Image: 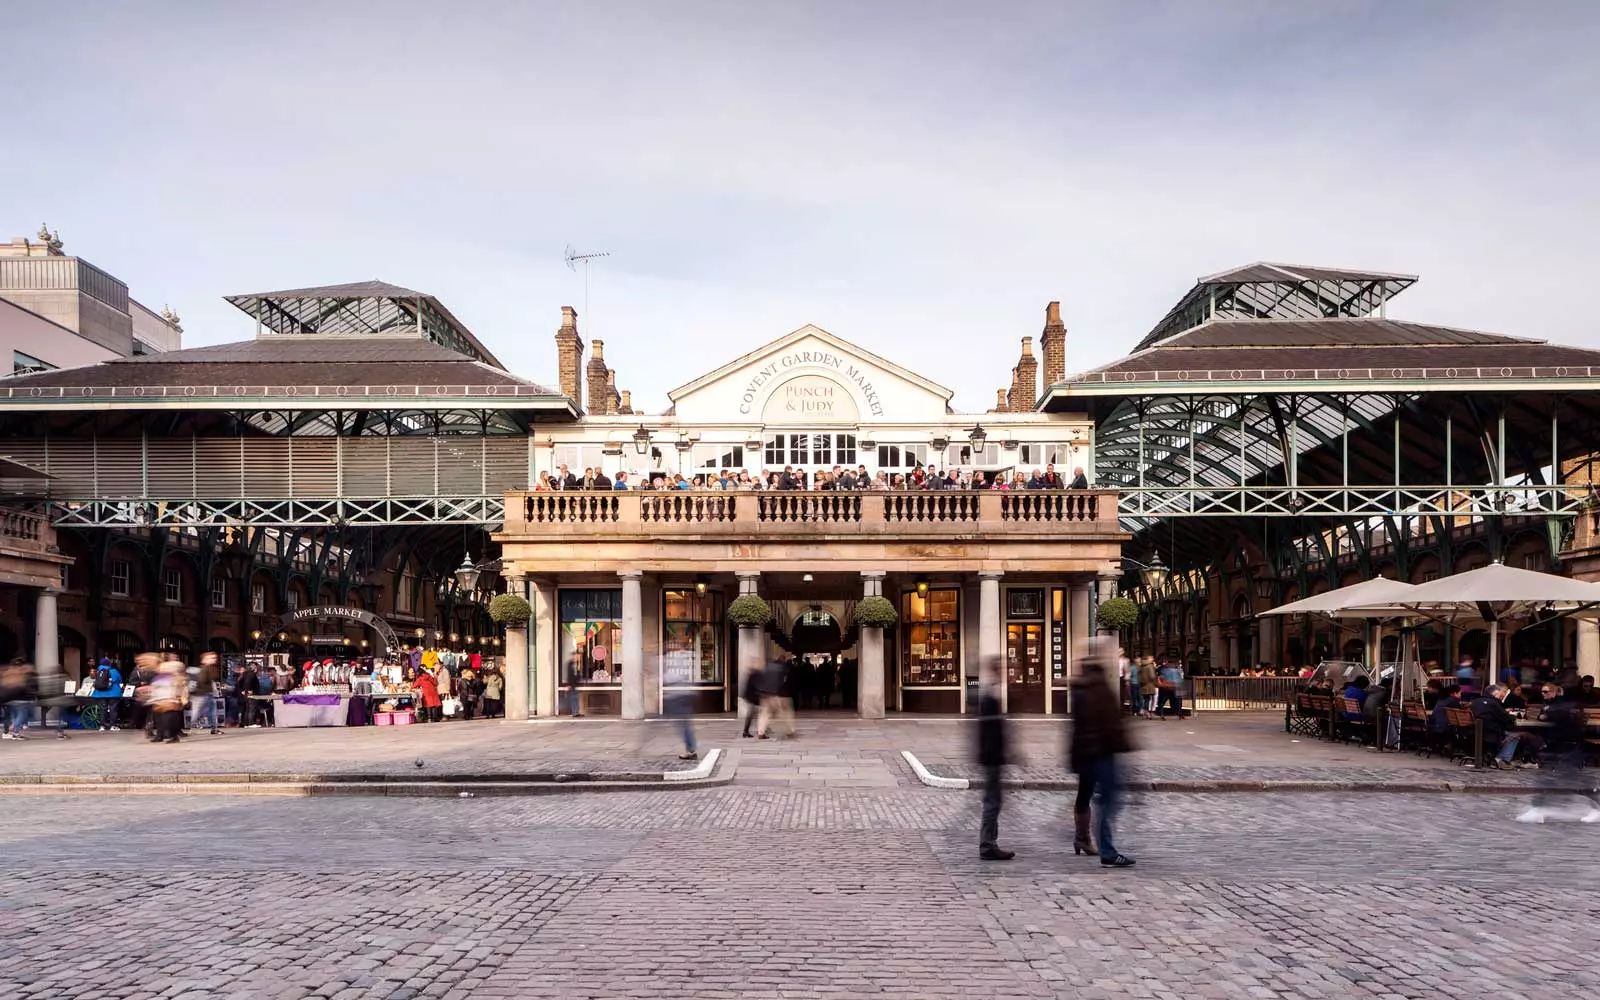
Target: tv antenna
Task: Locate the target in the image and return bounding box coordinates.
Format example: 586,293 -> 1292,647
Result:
564,244 -> 610,335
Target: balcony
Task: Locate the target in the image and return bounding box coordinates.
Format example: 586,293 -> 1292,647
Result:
0,507 -> 71,589
503,489 -> 1119,538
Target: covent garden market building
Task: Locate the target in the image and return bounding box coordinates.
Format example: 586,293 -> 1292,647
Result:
4,257 -> 1600,719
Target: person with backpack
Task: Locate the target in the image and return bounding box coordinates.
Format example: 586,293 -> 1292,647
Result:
88,656 -> 123,731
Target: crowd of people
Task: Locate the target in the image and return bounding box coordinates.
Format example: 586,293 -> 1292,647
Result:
1120,654 -> 1188,719
533,462 -> 1092,493
0,648 -> 507,740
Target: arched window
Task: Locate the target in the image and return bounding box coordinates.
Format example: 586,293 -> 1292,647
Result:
397,562 -> 418,613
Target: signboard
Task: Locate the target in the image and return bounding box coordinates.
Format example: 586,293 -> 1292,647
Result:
761,375 -> 861,424
259,606 -> 400,656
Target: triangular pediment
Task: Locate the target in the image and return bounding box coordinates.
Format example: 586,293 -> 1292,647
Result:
668,325 -> 953,424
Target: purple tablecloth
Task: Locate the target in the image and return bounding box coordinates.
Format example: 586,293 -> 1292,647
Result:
282,693 -> 342,706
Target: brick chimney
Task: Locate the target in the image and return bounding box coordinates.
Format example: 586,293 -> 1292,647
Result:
1010,337 -> 1038,411
993,388 -> 1010,413
586,340 -> 611,416
555,306 -> 584,410
604,368 -> 619,415
619,389 -> 633,415
1040,301 -> 1066,387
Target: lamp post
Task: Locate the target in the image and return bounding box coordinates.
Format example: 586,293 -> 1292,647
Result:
632,425 -> 651,456
1123,552 -> 1170,592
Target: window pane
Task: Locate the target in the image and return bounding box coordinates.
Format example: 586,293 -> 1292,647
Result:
764,435 -> 784,466
812,433 -> 831,465
837,435 -> 856,466
788,434 -> 808,465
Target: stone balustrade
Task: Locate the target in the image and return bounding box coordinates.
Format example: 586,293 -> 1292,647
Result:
505,489 -> 1117,536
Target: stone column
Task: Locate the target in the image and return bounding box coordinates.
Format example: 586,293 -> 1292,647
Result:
979,572 -> 1003,711
1258,614 -> 1278,669
858,571 -> 886,719
34,588 -> 60,674
1579,618 -> 1600,682
1094,572 -> 1117,639
502,573 -> 529,721
619,571 -> 644,720
1228,632 -> 1241,675
1209,623 -> 1224,672
735,572 -> 763,725
1068,582 -> 1092,675
531,579 -> 558,717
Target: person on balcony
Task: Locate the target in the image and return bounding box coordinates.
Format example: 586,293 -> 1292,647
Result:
612,471 -> 630,490
1069,467 -> 1090,489
1034,463 -> 1065,489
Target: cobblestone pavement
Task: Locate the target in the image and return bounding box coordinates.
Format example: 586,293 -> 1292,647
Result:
2,786 -> 1596,999
0,712 -> 1563,790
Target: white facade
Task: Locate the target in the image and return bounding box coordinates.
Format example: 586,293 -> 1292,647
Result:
537,324 -> 1094,482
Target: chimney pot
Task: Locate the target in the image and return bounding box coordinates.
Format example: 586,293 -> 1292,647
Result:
554,306 -> 584,409
1040,300 -> 1067,387
1021,336 -> 1034,357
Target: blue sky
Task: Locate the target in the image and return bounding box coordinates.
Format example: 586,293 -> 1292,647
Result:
3,1 -> 1597,410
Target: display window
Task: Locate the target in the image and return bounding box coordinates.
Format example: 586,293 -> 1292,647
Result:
663,589 -> 723,685
901,588 -> 960,686
559,589 -> 623,685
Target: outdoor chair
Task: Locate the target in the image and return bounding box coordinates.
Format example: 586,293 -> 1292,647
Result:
1444,706 -> 1481,765
1287,693 -> 1326,738
1400,703 -> 1429,754
1307,694 -> 1336,740
1339,697 -> 1374,746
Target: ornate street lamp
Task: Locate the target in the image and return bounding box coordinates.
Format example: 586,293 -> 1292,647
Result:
968,424 -> 987,447
454,552 -> 480,594
1135,552 -> 1170,592
632,425 -> 651,455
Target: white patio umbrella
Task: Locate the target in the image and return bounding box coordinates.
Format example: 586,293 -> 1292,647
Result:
1259,577 -> 1422,697
1388,563 -> 1600,684
1258,577 -> 1420,618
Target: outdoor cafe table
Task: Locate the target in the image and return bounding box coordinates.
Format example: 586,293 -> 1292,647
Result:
275,692 -> 348,728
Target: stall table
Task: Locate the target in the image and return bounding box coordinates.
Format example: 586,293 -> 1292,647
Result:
275,692 -> 349,728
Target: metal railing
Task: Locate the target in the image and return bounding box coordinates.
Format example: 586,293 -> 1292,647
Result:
1185,676 -> 1301,711
1118,484 -> 1588,519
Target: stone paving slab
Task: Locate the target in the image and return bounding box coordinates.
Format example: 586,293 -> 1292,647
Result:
1,788 -> 1597,999
0,713 -> 1582,794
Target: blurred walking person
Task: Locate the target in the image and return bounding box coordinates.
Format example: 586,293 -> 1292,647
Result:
974,655 -> 1013,860
191,651 -> 223,735
740,661 -> 763,738
1070,647 -> 1136,867
1518,672 -> 1600,823
146,658 -> 188,744
667,685 -> 699,761
756,655 -> 795,739
1,656 -> 35,739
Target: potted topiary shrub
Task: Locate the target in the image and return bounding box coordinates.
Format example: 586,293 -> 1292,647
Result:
727,594 -> 773,628
853,595 -> 898,629
488,593 -> 532,627
1095,595 -> 1139,633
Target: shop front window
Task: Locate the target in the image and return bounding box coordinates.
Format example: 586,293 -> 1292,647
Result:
902,588 -> 959,686
559,588 -> 623,685
662,589 -> 723,685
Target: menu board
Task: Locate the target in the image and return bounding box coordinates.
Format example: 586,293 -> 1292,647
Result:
1051,588 -> 1068,683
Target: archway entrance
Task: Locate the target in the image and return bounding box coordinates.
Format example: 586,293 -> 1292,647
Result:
257,606 -> 400,657
769,601 -> 860,710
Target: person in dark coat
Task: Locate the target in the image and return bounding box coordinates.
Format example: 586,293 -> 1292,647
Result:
740,663 -> 764,738
974,655 -> 1013,860
1069,653 -> 1135,867
1519,673 -> 1600,823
